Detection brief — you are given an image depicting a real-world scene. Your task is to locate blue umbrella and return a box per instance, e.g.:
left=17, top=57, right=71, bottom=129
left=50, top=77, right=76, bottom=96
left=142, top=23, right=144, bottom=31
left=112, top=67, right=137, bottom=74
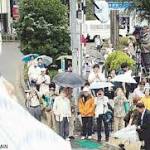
left=22, top=54, right=39, bottom=63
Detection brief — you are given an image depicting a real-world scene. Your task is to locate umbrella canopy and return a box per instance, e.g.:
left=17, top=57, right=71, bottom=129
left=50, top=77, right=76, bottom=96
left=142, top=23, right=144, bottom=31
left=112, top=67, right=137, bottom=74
left=90, top=81, right=114, bottom=89
left=56, top=55, right=72, bottom=60
left=111, top=71, right=137, bottom=84
left=36, top=55, right=53, bottom=66
left=0, top=77, right=71, bottom=150
left=22, top=54, right=39, bottom=63
left=53, top=72, right=84, bottom=88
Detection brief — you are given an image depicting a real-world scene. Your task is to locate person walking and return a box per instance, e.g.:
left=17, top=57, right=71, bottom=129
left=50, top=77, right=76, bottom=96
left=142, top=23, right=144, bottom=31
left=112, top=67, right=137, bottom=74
left=114, top=88, right=127, bottom=132
left=78, top=87, right=95, bottom=140
left=142, top=88, right=150, bottom=110
left=37, top=68, right=51, bottom=96
left=95, top=89, right=112, bottom=142
left=95, top=35, right=103, bottom=52
left=64, top=87, right=76, bottom=139
left=43, top=85, right=56, bottom=131
left=136, top=103, right=150, bottom=150
left=27, top=89, right=42, bottom=121
left=53, top=87, right=71, bottom=140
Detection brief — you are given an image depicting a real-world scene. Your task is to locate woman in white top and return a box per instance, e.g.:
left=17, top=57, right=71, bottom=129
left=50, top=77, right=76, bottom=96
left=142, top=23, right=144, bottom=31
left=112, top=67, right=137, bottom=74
left=53, top=87, right=71, bottom=139
left=95, top=89, right=111, bottom=142
left=27, top=89, right=42, bottom=121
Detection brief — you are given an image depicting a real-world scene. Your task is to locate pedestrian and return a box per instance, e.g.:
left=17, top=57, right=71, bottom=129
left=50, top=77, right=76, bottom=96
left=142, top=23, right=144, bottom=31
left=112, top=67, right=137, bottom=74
left=43, top=86, right=56, bottom=131
left=142, top=88, right=150, bottom=110
left=124, top=97, right=141, bottom=126
left=37, top=58, right=46, bottom=68
left=114, top=88, right=127, bottom=132
left=95, top=89, right=112, bottom=142
left=37, top=68, right=51, bottom=96
left=133, top=81, right=145, bottom=98
left=27, top=89, right=42, bottom=121
left=88, top=64, right=105, bottom=84
left=78, top=87, right=95, bottom=140
left=53, top=87, right=71, bottom=140
left=28, top=61, right=41, bottom=87
left=95, top=35, right=103, bottom=52
left=136, top=103, right=150, bottom=150
left=64, top=87, right=76, bottom=140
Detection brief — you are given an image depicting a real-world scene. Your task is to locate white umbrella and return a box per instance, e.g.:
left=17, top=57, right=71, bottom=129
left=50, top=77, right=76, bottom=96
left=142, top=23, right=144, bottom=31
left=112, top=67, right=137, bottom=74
left=90, top=81, right=114, bottom=89
left=0, top=77, right=71, bottom=150
left=36, top=55, right=53, bottom=66
left=111, top=71, right=137, bottom=84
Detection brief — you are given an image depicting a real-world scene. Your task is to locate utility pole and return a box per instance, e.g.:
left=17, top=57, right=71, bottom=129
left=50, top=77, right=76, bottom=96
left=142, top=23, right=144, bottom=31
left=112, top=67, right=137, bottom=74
left=70, top=0, right=78, bottom=73
left=78, top=0, right=86, bottom=76
left=110, top=10, right=119, bottom=49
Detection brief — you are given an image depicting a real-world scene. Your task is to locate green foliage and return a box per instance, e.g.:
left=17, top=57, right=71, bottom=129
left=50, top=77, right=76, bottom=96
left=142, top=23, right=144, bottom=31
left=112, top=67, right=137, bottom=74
left=86, top=0, right=96, bottom=20
left=15, top=0, right=70, bottom=58
left=48, top=69, right=58, bottom=79
left=105, top=50, right=135, bottom=71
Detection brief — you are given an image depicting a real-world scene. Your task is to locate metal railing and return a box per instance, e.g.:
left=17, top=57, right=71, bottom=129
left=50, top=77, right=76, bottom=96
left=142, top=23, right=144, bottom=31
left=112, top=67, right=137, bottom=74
left=2, top=33, right=19, bottom=41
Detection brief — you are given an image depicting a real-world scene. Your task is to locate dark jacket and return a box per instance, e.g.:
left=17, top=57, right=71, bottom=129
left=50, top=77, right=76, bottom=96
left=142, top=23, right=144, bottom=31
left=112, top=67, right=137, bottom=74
left=137, top=109, right=150, bottom=140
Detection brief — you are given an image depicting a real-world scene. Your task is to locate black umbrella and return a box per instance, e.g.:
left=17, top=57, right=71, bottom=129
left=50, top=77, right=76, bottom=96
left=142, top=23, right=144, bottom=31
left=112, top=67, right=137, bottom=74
left=53, top=72, right=84, bottom=88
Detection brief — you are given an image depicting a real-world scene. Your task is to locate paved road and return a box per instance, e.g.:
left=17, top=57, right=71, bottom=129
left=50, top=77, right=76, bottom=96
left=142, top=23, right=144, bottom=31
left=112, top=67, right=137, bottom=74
left=0, top=42, right=24, bottom=104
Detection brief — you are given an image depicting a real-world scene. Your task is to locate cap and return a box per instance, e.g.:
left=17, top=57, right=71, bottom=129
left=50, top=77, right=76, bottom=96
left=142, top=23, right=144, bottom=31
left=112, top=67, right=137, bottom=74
left=83, top=87, right=90, bottom=92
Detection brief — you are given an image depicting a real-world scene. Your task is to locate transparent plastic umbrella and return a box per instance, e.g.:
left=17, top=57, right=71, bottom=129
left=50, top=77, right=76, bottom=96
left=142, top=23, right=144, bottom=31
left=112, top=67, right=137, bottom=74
left=53, top=72, right=84, bottom=88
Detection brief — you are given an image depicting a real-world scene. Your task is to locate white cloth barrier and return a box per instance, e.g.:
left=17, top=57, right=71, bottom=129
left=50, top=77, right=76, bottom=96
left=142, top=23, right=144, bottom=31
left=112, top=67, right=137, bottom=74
left=113, top=125, right=139, bottom=142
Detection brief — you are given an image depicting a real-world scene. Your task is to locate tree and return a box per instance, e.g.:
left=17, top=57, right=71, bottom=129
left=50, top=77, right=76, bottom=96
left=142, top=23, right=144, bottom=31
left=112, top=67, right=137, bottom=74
left=15, top=0, right=70, bottom=58
left=105, top=51, right=135, bottom=71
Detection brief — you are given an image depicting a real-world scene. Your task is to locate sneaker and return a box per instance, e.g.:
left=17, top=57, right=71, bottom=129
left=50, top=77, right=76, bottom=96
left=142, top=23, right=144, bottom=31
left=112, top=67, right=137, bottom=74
left=88, top=136, right=92, bottom=140
left=81, top=136, right=85, bottom=140
left=105, top=137, right=109, bottom=142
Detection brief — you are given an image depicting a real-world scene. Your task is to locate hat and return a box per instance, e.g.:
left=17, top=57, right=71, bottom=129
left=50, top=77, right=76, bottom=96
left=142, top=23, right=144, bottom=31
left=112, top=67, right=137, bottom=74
left=83, top=87, right=90, bottom=92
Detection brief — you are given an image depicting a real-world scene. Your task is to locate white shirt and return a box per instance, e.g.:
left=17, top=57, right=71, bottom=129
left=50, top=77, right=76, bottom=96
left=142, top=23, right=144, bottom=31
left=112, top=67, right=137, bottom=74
left=30, top=96, right=40, bottom=107
left=133, top=87, right=144, bottom=98
left=53, top=96, right=71, bottom=122
left=95, top=96, right=109, bottom=118
left=28, top=66, right=41, bottom=81
left=37, top=75, right=51, bottom=95
left=88, top=71, right=106, bottom=83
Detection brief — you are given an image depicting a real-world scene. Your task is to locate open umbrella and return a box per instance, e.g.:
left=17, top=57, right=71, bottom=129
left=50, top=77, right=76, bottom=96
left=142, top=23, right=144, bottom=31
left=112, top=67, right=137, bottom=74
left=22, top=54, right=39, bottom=63
left=36, top=55, right=53, bottom=66
left=0, top=77, right=71, bottom=150
left=53, top=72, right=84, bottom=88
left=56, top=55, right=72, bottom=60
left=111, top=71, right=137, bottom=84
left=90, top=81, right=114, bottom=89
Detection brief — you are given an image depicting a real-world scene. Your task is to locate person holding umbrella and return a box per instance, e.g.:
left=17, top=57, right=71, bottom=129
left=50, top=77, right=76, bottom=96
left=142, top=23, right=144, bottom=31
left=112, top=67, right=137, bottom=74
left=78, top=87, right=95, bottom=140
left=37, top=68, right=51, bottom=96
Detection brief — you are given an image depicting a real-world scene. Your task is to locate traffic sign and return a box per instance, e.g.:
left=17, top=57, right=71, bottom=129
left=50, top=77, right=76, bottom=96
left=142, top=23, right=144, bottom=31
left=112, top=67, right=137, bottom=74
left=108, top=2, right=133, bottom=10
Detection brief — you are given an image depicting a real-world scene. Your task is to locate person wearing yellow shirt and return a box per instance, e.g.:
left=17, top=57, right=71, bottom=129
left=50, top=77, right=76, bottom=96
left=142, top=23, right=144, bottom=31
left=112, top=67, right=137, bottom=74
left=142, top=88, right=150, bottom=110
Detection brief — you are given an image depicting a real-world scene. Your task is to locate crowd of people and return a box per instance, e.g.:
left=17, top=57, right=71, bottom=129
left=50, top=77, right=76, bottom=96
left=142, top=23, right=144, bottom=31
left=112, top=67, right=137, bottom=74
left=24, top=54, right=150, bottom=149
